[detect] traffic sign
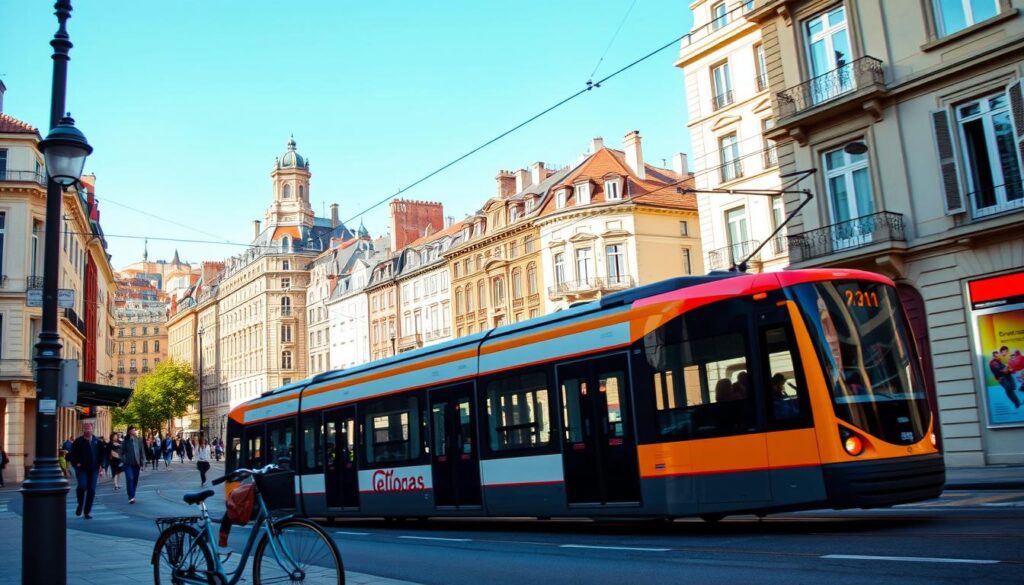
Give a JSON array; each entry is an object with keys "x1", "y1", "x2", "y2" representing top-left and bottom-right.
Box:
[{"x1": 26, "y1": 288, "x2": 75, "y2": 309}]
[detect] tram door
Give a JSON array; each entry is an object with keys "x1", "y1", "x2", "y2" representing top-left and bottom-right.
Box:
[
  {"x1": 558, "y1": 354, "x2": 641, "y2": 505},
  {"x1": 430, "y1": 383, "x2": 482, "y2": 508},
  {"x1": 324, "y1": 406, "x2": 359, "y2": 509}
]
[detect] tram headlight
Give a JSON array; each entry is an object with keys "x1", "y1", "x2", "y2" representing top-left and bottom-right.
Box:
[
  {"x1": 839, "y1": 426, "x2": 865, "y2": 456},
  {"x1": 930, "y1": 433, "x2": 937, "y2": 448}
]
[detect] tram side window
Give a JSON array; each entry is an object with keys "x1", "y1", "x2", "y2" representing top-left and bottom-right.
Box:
[
  {"x1": 647, "y1": 331, "x2": 756, "y2": 440},
  {"x1": 763, "y1": 326, "x2": 811, "y2": 429},
  {"x1": 365, "y1": 395, "x2": 421, "y2": 464},
  {"x1": 301, "y1": 413, "x2": 323, "y2": 474},
  {"x1": 267, "y1": 419, "x2": 295, "y2": 470},
  {"x1": 243, "y1": 425, "x2": 264, "y2": 469},
  {"x1": 485, "y1": 372, "x2": 551, "y2": 452}
]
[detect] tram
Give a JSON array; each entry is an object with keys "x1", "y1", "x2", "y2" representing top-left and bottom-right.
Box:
[{"x1": 225, "y1": 268, "x2": 945, "y2": 521}]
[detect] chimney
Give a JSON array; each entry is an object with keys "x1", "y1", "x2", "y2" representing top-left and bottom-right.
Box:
[
  {"x1": 253, "y1": 219, "x2": 262, "y2": 239},
  {"x1": 530, "y1": 162, "x2": 545, "y2": 186},
  {"x1": 624, "y1": 131, "x2": 646, "y2": 180},
  {"x1": 515, "y1": 169, "x2": 531, "y2": 193},
  {"x1": 330, "y1": 203, "x2": 339, "y2": 228},
  {"x1": 495, "y1": 170, "x2": 516, "y2": 198},
  {"x1": 672, "y1": 153, "x2": 689, "y2": 177},
  {"x1": 0, "y1": 80, "x2": 5, "y2": 113},
  {"x1": 590, "y1": 137, "x2": 604, "y2": 154},
  {"x1": 445, "y1": 215, "x2": 454, "y2": 228}
]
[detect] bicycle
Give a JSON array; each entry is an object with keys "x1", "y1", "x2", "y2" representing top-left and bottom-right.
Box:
[{"x1": 151, "y1": 463, "x2": 344, "y2": 584}]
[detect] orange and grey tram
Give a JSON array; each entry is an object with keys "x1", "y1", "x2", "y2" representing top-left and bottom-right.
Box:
[{"x1": 225, "y1": 269, "x2": 944, "y2": 521}]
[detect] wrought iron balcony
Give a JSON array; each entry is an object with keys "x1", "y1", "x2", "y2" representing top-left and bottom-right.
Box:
[
  {"x1": 771, "y1": 234, "x2": 788, "y2": 256},
  {"x1": 776, "y1": 56, "x2": 884, "y2": 119},
  {"x1": 706, "y1": 240, "x2": 761, "y2": 272},
  {"x1": 0, "y1": 170, "x2": 47, "y2": 186},
  {"x1": 547, "y1": 276, "x2": 635, "y2": 300},
  {"x1": 969, "y1": 179, "x2": 1024, "y2": 219},
  {"x1": 787, "y1": 211, "x2": 905, "y2": 263},
  {"x1": 712, "y1": 90, "x2": 735, "y2": 111}
]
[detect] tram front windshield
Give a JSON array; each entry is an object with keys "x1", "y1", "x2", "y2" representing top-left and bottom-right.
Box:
[{"x1": 792, "y1": 280, "x2": 931, "y2": 445}]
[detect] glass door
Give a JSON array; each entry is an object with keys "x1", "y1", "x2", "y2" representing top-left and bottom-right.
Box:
[
  {"x1": 824, "y1": 146, "x2": 874, "y2": 250},
  {"x1": 726, "y1": 206, "x2": 749, "y2": 266},
  {"x1": 430, "y1": 383, "x2": 482, "y2": 508},
  {"x1": 324, "y1": 406, "x2": 359, "y2": 509},
  {"x1": 805, "y1": 6, "x2": 852, "y2": 105}
]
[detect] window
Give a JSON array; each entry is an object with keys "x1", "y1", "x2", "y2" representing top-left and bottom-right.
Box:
[
  {"x1": 131, "y1": 327, "x2": 137, "y2": 336},
  {"x1": 575, "y1": 248, "x2": 593, "y2": 284},
  {"x1": 0, "y1": 212, "x2": 4, "y2": 279},
  {"x1": 281, "y1": 277, "x2": 291, "y2": 289},
  {"x1": 771, "y1": 195, "x2": 787, "y2": 255},
  {"x1": 266, "y1": 420, "x2": 295, "y2": 470},
  {"x1": 711, "y1": 61, "x2": 733, "y2": 110},
  {"x1": 762, "y1": 118, "x2": 778, "y2": 167},
  {"x1": 281, "y1": 350, "x2": 292, "y2": 369},
  {"x1": 301, "y1": 413, "x2": 323, "y2": 473},
  {"x1": 478, "y1": 281, "x2": 487, "y2": 309},
  {"x1": 512, "y1": 268, "x2": 523, "y2": 299},
  {"x1": 485, "y1": 372, "x2": 551, "y2": 451},
  {"x1": 130, "y1": 342, "x2": 136, "y2": 354},
  {"x1": 142, "y1": 341, "x2": 148, "y2": 353},
  {"x1": 804, "y1": 7, "x2": 852, "y2": 105},
  {"x1": 754, "y1": 43, "x2": 768, "y2": 92},
  {"x1": 282, "y1": 260, "x2": 290, "y2": 270},
  {"x1": 823, "y1": 145, "x2": 874, "y2": 227},
  {"x1": 0, "y1": 149, "x2": 6, "y2": 178},
  {"x1": 280, "y1": 296, "x2": 291, "y2": 316},
  {"x1": 281, "y1": 324, "x2": 292, "y2": 343},
  {"x1": 365, "y1": 395, "x2": 421, "y2": 464},
  {"x1": 762, "y1": 326, "x2": 811, "y2": 429},
  {"x1": 31, "y1": 219, "x2": 42, "y2": 277},
  {"x1": 556, "y1": 189, "x2": 568, "y2": 209},
  {"x1": 606, "y1": 244, "x2": 625, "y2": 285},
  {"x1": 299, "y1": 185, "x2": 304, "y2": 199},
  {"x1": 282, "y1": 184, "x2": 291, "y2": 199},
  {"x1": 574, "y1": 183, "x2": 591, "y2": 205},
  {"x1": 726, "y1": 206, "x2": 749, "y2": 265},
  {"x1": 527, "y1": 263, "x2": 538, "y2": 295},
  {"x1": 142, "y1": 358, "x2": 148, "y2": 371},
  {"x1": 679, "y1": 220, "x2": 689, "y2": 236},
  {"x1": 719, "y1": 133, "x2": 741, "y2": 182},
  {"x1": 955, "y1": 93, "x2": 1024, "y2": 217},
  {"x1": 682, "y1": 248, "x2": 693, "y2": 275},
  {"x1": 455, "y1": 286, "x2": 463, "y2": 312},
  {"x1": 554, "y1": 253, "x2": 566, "y2": 285},
  {"x1": 711, "y1": 1, "x2": 728, "y2": 30},
  {"x1": 493, "y1": 276, "x2": 505, "y2": 305},
  {"x1": 642, "y1": 301, "x2": 757, "y2": 441},
  {"x1": 524, "y1": 236, "x2": 535, "y2": 253},
  {"x1": 465, "y1": 286, "x2": 474, "y2": 312},
  {"x1": 605, "y1": 180, "x2": 621, "y2": 200},
  {"x1": 933, "y1": 0, "x2": 999, "y2": 36}
]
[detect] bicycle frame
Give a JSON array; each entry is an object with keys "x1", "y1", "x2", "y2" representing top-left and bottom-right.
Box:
[{"x1": 167, "y1": 492, "x2": 302, "y2": 585}]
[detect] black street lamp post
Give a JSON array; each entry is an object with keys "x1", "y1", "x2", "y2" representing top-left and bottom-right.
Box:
[
  {"x1": 198, "y1": 326, "x2": 205, "y2": 438},
  {"x1": 22, "y1": 2, "x2": 92, "y2": 584}
]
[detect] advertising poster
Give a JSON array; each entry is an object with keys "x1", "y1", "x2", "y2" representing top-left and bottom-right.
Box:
[{"x1": 975, "y1": 305, "x2": 1024, "y2": 426}]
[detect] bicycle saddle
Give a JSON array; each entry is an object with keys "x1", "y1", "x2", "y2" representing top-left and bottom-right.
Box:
[{"x1": 183, "y1": 489, "x2": 216, "y2": 505}]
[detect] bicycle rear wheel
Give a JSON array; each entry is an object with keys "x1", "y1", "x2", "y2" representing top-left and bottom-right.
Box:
[
  {"x1": 253, "y1": 517, "x2": 344, "y2": 585},
  {"x1": 152, "y1": 523, "x2": 216, "y2": 584}
]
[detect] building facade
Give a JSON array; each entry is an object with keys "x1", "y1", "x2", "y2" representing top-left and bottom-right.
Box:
[
  {"x1": 326, "y1": 237, "x2": 385, "y2": 370},
  {"x1": 1, "y1": 95, "x2": 117, "y2": 481},
  {"x1": 366, "y1": 258, "x2": 399, "y2": 361},
  {"x1": 113, "y1": 297, "x2": 168, "y2": 390},
  {"x1": 395, "y1": 222, "x2": 460, "y2": 351},
  {"x1": 676, "y1": 0, "x2": 788, "y2": 273},
  {"x1": 749, "y1": 0, "x2": 1024, "y2": 465}
]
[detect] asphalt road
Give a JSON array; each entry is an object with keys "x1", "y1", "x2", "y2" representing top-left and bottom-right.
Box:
[{"x1": 4, "y1": 462, "x2": 1023, "y2": 585}]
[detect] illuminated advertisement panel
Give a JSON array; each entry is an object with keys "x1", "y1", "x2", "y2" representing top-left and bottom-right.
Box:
[{"x1": 969, "y1": 271, "x2": 1024, "y2": 428}]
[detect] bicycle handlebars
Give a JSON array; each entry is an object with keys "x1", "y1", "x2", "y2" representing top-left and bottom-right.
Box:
[{"x1": 211, "y1": 463, "x2": 280, "y2": 486}]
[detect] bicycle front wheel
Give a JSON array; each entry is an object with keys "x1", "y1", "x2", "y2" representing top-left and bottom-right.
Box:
[
  {"x1": 253, "y1": 517, "x2": 344, "y2": 585},
  {"x1": 152, "y1": 523, "x2": 215, "y2": 585}
]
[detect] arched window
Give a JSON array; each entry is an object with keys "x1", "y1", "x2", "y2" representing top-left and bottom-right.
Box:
[
  {"x1": 280, "y1": 296, "x2": 291, "y2": 316},
  {"x1": 527, "y1": 263, "x2": 538, "y2": 295},
  {"x1": 281, "y1": 350, "x2": 292, "y2": 369},
  {"x1": 299, "y1": 185, "x2": 305, "y2": 199},
  {"x1": 512, "y1": 268, "x2": 523, "y2": 299},
  {"x1": 283, "y1": 184, "x2": 292, "y2": 199},
  {"x1": 493, "y1": 277, "x2": 505, "y2": 305},
  {"x1": 455, "y1": 287, "x2": 462, "y2": 312},
  {"x1": 281, "y1": 236, "x2": 291, "y2": 251},
  {"x1": 465, "y1": 286, "x2": 473, "y2": 311},
  {"x1": 477, "y1": 281, "x2": 487, "y2": 309}
]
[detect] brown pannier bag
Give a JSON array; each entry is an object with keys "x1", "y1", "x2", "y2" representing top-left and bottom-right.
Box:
[{"x1": 227, "y1": 483, "x2": 256, "y2": 525}]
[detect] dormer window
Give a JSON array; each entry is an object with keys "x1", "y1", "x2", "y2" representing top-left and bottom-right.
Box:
[
  {"x1": 474, "y1": 222, "x2": 483, "y2": 236},
  {"x1": 526, "y1": 196, "x2": 536, "y2": 212},
  {"x1": 605, "y1": 179, "x2": 622, "y2": 200},
  {"x1": 510, "y1": 206, "x2": 521, "y2": 222},
  {"x1": 463, "y1": 227, "x2": 471, "y2": 241},
  {"x1": 574, "y1": 182, "x2": 591, "y2": 205},
  {"x1": 556, "y1": 188, "x2": 569, "y2": 209}
]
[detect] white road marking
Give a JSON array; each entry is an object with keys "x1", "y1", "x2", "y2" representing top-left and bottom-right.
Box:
[
  {"x1": 398, "y1": 536, "x2": 472, "y2": 542},
  {"x1": 334, "y1": 531, "x2": 370, "y2": 536},
  {"x1": 560, "y1": 544, "x2": 671, "y2": 552},
  {"x1": 822, "y1": 554, "x2": 999, "y2": 565}
]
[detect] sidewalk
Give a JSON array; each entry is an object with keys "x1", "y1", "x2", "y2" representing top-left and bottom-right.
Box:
[{"x1": 945, "y1": 465, "x2": 1024, "y2": 490}]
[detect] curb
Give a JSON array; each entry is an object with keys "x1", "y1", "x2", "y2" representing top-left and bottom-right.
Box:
[{"x1": 945, "y1": 481, "x2": 1024, "y2": 491}]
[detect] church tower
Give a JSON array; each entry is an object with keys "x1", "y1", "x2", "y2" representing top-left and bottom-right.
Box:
[{"x1": 268, "y1": 135, "x2": 314, "y2": 228}]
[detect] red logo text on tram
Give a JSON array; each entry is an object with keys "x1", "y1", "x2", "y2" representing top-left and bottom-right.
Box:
[{"x1": 372, "y1": 469, "x2": 427, "y2": 493}]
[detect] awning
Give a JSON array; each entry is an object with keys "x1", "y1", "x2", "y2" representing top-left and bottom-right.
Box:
[{"x1": 77, "y1": 381, "x2": 133, "y2": 407}]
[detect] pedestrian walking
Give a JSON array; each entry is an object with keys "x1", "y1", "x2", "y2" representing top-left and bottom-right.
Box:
[
  {"x1": 196, "y1": 437, "x2": 211, "y2": 486},
  {"x1": 107, "y1": 432, "x2": 123, "y2": 491},
  {"x1": 175, "y1": 437, "x2": 185, "y2": 464},
  {"x1": 0, "y1": 443, "x2": 9, "y2": 487},
  {"x1": 185, "y1": 437, "x2": 194, "y2": 462},
  {"x1": 97, "y1": 435, "x2": 109, "y2": 477},
  {"x1": 62, "y1": 436, "x2": 74, "y2": 453},
  {"x1": 150, "y1": 436, "x2": 162, "y2": 470},
  {"x1": 214, "y1": 438, "x2": 223, "y2": 462},
  {"x1": 68, "y1": 422, "x2": 102, "y2": 519},
  {"x1": 164, "y1": 435, "x2": 175, "y2": 468},
  {"x1": 121, "y1": 426, "x2": 146, "y2": 504}
]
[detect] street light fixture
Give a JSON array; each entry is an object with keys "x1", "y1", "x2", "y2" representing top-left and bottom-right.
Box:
[
  {"x1": 197, "y1": 326, "x2": 205, "y2": 439},
  {"x1": 22, "y1": 2, "x2": 89, "y2": 584}
]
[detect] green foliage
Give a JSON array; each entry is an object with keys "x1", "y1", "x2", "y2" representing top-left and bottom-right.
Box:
[{"x1": 116, "y1": 360, "x2": 198, "y2": 434}]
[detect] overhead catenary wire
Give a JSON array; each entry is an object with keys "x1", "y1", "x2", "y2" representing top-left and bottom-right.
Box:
[{"x1": 588, "y1": 0, "x2": 640, "y2": 81}]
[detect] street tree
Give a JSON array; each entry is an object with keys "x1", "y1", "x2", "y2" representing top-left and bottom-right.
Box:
[{"x1": 114, "y1": 360, "x2": 198, "y2": 435}]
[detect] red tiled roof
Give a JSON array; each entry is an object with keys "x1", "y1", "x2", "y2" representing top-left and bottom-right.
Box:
[
  {"x1": 0, "y1": 113, "x2": 39, "y2": 135},
  {"x1": 403, "y1": 218, "x2": 466, "y2": 250}
]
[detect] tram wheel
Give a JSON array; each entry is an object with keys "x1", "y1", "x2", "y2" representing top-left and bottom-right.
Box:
[{"x1": 700, "y1": 514, "x2": 726, "y2": 523}]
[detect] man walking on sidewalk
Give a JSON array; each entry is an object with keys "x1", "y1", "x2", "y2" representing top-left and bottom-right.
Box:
[
  {"x1": 68, "y1": 422, "x2": 102, "y2": 519},
  {"x1": 121, "y1": 425, "x2": 146, "y2": 504}
]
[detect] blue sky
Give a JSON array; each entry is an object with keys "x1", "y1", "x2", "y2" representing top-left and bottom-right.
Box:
[{"x1": 1, "y1": 1, "x2": 693, "y2": 269}]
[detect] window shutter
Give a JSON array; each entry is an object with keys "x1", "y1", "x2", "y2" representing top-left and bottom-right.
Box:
[
  {"x1": 1008, "y1": 80, "x2": 1024, "y2": 180},
  {"x1": 930, "y1": 109, "x2": 965, "y2": 215}
]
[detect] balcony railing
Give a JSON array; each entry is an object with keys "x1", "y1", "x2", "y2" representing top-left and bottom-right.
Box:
[
  {"x1": 0, "y1": 170, "x2": 47, "y2": 186},
  {"x1": 679, "y1": 2, "x2": 755, "y2": 50},
  {"x1": 706, "y1": 240, "x2": 761, "y2": 272},
  {"x1": 547, "y1": 276, "x2": 635, "y2": 299},
  {"x1": 776, "y1": 56, "x2": 884, "y2": 119},
  {"x1": 787, "y1": 211, "x2": 905, "y2": 263},
  {"x1": 27, "y1": 276, "x2": 45, "y2": 289},
  {"x1": 712, "y1": 89, "x2": 735, "y2": 111},
  {"x1": 62, "y1": 307, "x2": 86, "y2": 335},
  {"x1": 771, "y1": 234, "x2": 788, "y2": 256},
  {"x1": 969, "y1": 180, "x2": 1024, "y2": 220},
  {"x1": 398, "y1": 334, "x2": 422, "y2": 349}
]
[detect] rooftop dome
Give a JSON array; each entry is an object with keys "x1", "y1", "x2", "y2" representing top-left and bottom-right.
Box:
[{"x1": 278, "y1": 135, "x2": 308, "y2": 169}]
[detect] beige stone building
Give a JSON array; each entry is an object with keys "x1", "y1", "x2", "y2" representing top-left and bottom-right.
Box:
[
  {"x1": 366, "y1": 257, "x2": 399, "y2": 361},
  {"x1": 1, "y1": 92, "x2": 117, "y2": 481},
  {"x1": 113, "y1": 275, "x2": 168, "y2": 389},
  {"x1": 748, "y1": 0, "x2": 1024, "y2": 465},
  {"x1": 676, "y1": 0, "x2": 788, "y2": 273},
  {"x1": 395, "y1": 220, "x2": 460, "y2": 350}
]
